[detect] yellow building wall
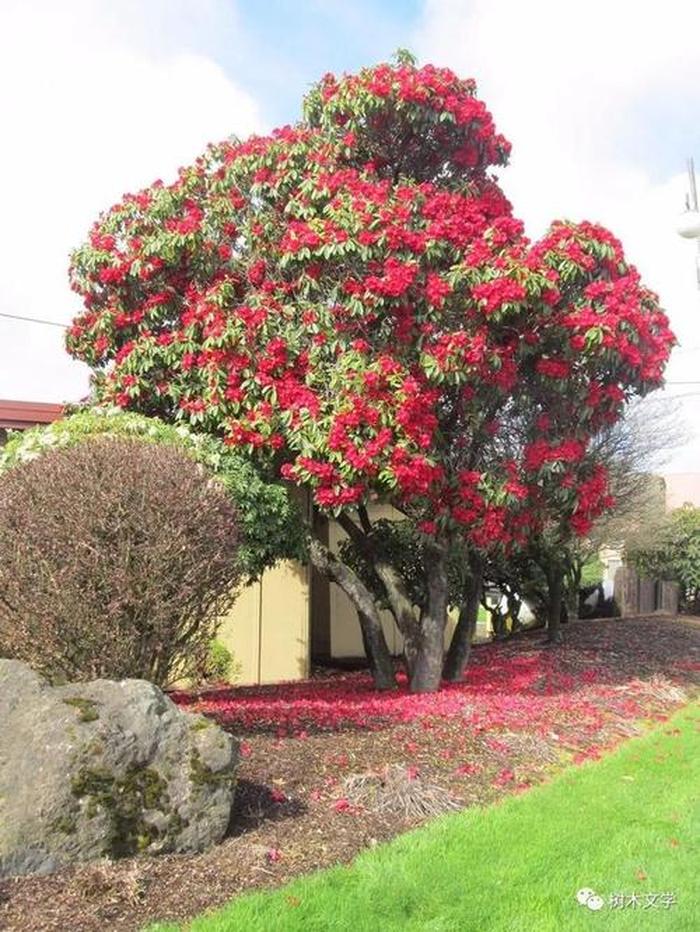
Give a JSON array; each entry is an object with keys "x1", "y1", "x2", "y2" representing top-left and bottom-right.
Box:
[{"x1": 217, "y1": 559, "x2": 310, "y2": 686}]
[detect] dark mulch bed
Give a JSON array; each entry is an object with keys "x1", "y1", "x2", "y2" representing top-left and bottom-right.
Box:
[{"x1": 1, "y1": 616, "x2": 699, "y2": 932}]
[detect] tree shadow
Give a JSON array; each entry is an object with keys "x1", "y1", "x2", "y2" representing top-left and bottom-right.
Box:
[{"x1": 226, "y1": 778, "x2": 308, "y2": 838}]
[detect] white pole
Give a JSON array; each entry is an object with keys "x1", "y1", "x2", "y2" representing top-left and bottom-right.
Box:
[{"x1": 678, "y1": 158, "x2": 700, "y2": 288}]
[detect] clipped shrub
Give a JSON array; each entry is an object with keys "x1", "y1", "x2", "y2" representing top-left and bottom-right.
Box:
[
  {"x1": 0, "y1": 437, "x2": 242, "y2": 686},
  {"x1": 0, "y1": 406, "x2": 305, "y2": 582}
]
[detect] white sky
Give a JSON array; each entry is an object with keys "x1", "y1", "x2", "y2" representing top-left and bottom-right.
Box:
[
  {"x1": 0, "y1": 0, "x2": 263, "y2": 405},
  {"x1": 0, "y1": 0, "x2": 698, "y2": 471}
]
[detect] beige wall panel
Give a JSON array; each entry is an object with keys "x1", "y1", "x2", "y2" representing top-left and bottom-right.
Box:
[
  {"x1": 217, "y1": 560, "x2": 310, "y2": 686},
  {"x1": 328, "y1": 584, "x2": 400, "y2": 657},
  {"x1": 217, "y1": 580, "x2": 261, "y2": 686},
  {"x1": 445, "y1": 608, "x2": 457, "y2": 649},
  {"x1": 259, "y1": 560, "x2": 310, "y2": 684},
  {"x1": 328, "y1": 579, "x2": 363, "y2": 657}
]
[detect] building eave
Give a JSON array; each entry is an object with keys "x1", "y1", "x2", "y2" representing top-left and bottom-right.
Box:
[{"x1": 0, "y1": 399, "x2": 64, "y2": 430}]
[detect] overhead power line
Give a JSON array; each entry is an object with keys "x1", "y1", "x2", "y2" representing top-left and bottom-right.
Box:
[
  {"x1": 0, "y1": 311, "x2": 70, "y2": 328},
  {"x1": 2, "y1": 312, "x2": 700, "y2": 388}
]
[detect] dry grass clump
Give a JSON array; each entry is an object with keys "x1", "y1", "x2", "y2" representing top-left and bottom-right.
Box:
[
  {"x1": 343, "y1": 765, "x2": 461, "y2": 819},
  {"x1": 75, "y1": 859, "x2": 146, "y2": 905}
]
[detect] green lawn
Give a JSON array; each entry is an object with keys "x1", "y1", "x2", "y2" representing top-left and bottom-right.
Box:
[{"x1": 151, "y1": 703, "x2": 699, "y2": 932}]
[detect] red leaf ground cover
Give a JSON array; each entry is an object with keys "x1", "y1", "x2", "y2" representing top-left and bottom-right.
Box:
[{"x1": 172, "y1": 618, "x2": 698, "y2": 751}]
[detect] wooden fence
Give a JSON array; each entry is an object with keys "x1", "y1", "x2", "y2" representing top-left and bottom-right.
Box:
[{"x1": 613, "y1": 567, "x2": 680, "y2": 616}]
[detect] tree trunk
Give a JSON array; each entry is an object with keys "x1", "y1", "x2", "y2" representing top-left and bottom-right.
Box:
[
  {"x1": 374, "y1": 559, "x2": 420, "y2": 640},
  {"x1": 409, "y1": 545, "x2": 448, "y2": 693},
  {"x1": 546, "y1": 568, "x2": 564, "y2": 644},
  {"x1": 402, "y1": 633, "x2": 419, "y2": 681},
  {"x1": 356, "y1": 609, "x2": 396, "y2": 691},
  {"x1": 565, "y1": 561, "x2": 581, "y2": 621},
  {"x1": 506, "y1": 591, "x2": 524, "y2": 633},
  {"x1": 335, "y1": 512, "x2": 421, "y2": 656},
  {"x1": 491, "y1": 607, "x2": 508, "y2": 640},
  {"x1": 443, "y1": 556, "x2": 484, "y2": 682},
  {"x1": 308, "y1": 537, "x2": 397, "y2": 690}
]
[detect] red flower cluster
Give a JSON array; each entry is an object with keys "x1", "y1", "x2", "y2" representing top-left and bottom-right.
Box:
[
  {"x1": 524, "y1": 439, "x2": 587, "y2": 472},
  {"x1": 569, "y1": 465, "x2": 613, "y2": 536},
  {"x1": 536, "y1": 357, "x2": 571, "y2": 379},
  {"x1": 471, "y1": 277, "x2": 526, "y2": 316}
]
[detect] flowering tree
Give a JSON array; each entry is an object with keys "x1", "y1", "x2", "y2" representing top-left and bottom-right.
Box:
[{"x1": 66, "y1": 52, "x2": 674, "y2": 693}]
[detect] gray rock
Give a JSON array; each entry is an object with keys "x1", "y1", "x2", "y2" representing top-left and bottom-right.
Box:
[{"x1": 0, "y1": 659, "x2": 238, "y2": 878}]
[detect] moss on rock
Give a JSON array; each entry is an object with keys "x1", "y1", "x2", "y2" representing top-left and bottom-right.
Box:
[
  {"x1": 62, "y1": 697, "x2": 100, "y2": 723},
  {"x1": 189, "y1": 748, "x2": 233, "y2": 791},
  {"x1": 71, "y1": 764, "x2": 178, "y2": 857}
]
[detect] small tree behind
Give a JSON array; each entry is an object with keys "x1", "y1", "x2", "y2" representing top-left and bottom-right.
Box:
[{"x1": 0, "y1": 437, "x2": 241, "y2": 686}]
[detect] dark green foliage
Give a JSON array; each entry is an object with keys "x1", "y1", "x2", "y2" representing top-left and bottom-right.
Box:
[{"x1": 339, "y1": 519, "x2": 475, "y2": 613}]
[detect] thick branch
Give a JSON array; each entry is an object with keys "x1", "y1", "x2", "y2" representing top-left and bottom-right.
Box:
[
  {"x1": 307, "y1": 536, "x2": 378, "y2": 621},
  {"x1": 336, "y1": 511, "x2": 418, "y2": 639}
]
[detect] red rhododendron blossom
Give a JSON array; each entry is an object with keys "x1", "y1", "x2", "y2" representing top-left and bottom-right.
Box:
[{"x1": 536, "y1": 358, "x2": 571, "y2": 379}]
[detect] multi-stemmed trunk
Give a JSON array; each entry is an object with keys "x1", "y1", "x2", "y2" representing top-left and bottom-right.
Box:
[
  {"x1": 315, "y1": 514, "x2": 458, "y2": 694},
  {"x1": 442, "y1": 554, "x2": 484, "y2": 682},
  {"x1": 307, "y1": 536, "x2": 397, "y2": 690}
]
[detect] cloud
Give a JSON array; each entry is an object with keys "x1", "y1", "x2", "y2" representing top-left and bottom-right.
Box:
[
  {"x1": 0, "y1": 0, "x2": 264, "y2": 403},
  {"x1": 415, "y1": 0, "x2": 700, "y2": 470}
]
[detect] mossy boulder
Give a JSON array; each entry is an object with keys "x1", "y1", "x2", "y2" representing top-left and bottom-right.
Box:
[{"x1": 0, "y1": 659, "x2": 238, "y2": 877}]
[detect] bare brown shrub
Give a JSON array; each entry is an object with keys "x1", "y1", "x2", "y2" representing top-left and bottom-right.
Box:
[{"x1": 0, "y1": 437, "x2": 241, "y2": 686}]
